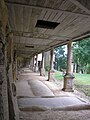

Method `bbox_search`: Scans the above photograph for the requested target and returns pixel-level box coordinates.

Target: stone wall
[0,1,18,119]
[0,26,9,120]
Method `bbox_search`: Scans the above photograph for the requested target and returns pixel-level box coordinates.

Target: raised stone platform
[17,96,90,111]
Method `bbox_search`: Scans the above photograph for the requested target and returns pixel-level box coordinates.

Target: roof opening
[35,20,59,29]
[25,46,34,48]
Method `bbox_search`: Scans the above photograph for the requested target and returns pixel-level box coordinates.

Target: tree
[73,38,90,73]
[54,46,67,71]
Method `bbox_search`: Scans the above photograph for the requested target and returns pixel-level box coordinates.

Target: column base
[47,69,55,81]
[34,66,38,72]
[62,88,74,92]
[62,73,74,92]
[40,68,45,76]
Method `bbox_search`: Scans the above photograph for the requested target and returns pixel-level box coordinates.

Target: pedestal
[47,70,55,81]
[34,66,38,72]
[40,68,45,76]
[62,74,74,92]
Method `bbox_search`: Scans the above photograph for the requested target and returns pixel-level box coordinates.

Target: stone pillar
[40,51,45,76]
[14,52,18,80]
[0,26,9,120]
[34,54,38,72]
[32,56,35,71]
[50,49,54,71]
[30,56,34,71]
[62,42,74,92]
[48,49,55,81]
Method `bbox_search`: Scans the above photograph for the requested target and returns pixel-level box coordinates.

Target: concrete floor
[16,67,90,112]
[16,67,90,120]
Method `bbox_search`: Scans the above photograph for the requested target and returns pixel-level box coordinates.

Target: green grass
[54,71,90,97]
[74,73,90,85]
[54,71,63,80]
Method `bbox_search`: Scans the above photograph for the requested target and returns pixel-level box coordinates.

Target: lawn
[54,71,90,97]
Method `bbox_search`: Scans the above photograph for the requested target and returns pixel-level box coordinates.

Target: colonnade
[29,42,74,92]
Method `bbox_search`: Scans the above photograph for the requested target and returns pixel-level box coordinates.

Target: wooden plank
[51,13,76,34]
[38,9,47,33]
[7,5,15,30]
[43,10,52,20]
[6,2,90,17]
[56,12,68,23]
[14,5,23,31]
[68,22,90,38]
[45,11,65,34]
[23,7,32,32]
[65,17,90,37]
[57,15,81,35]
[59,0,69,10]
[58,14,79,32]
[43,0,55,8]
[28,8,41,33]
[39,9,47,20]
[44,10,59,34]
[8,5,17,30]
[36,0,46,6]
[52,11,63,22]
[69,0,90,15]
[48,11,58,21]
[52,0,63,9]
[30,0,37,6]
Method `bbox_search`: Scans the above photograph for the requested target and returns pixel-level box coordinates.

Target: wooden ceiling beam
[72,31,90,41]
[69,0,90,15]
[5,1,90,17]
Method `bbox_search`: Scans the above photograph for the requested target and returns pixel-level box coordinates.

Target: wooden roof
[5,0,90,58]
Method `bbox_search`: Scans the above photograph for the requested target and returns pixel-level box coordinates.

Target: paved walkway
[16,67,90,112]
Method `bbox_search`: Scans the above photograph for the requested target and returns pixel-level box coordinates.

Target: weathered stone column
[34,54,38,72]
[50,49,54,71]
[40,51,45,76]
[62,42,74,92]
[48,49,55,81]
[32,56,35,71]
[30,56,34,71]
[14,51,18,80]
[0,26,9,120]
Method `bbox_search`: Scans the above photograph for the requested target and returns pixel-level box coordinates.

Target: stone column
[48,49,55,81]
[34,54,38,72]
[0,26,9,120]
[32,56,35,71]
[30,56,34,71]
[62,42,74,92]
[40,51,45,76]
[50,49,54,71]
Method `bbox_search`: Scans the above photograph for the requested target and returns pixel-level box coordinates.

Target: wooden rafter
[5,1,90,17]
[69,0,90,15]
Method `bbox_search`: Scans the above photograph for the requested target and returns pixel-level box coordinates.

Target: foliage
[73,38,90,73]
[54,71,63,80]
[54,46,67,70]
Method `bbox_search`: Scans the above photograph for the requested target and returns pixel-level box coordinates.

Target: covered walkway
[0,0,90,120]
[16,68,90,112]
[16,67,90,120]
